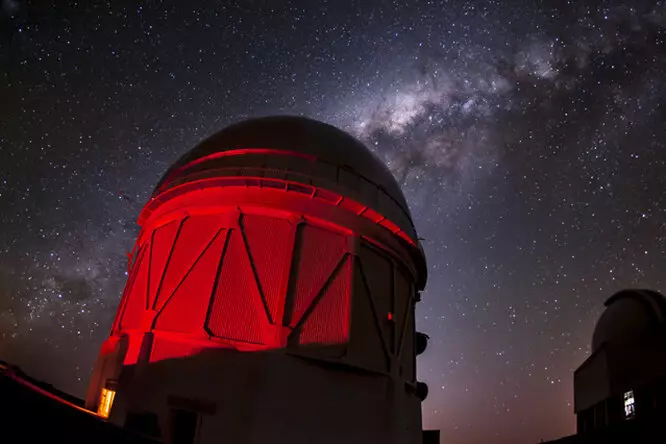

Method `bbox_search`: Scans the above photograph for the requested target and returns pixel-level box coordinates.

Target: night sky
[1,1,665,442]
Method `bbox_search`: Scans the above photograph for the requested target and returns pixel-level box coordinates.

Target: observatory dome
[157,116,405,205]
[591,289,666,352]
[88,116,430,444]
[154,116,416,238]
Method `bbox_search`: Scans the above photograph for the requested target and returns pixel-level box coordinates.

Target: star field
[1,1,666,443]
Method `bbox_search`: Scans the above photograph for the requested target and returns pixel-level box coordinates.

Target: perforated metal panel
[153,215,224,309]
[297,256,352,346]
[241,214,293,325]
[155,229,227,333]
[120,247,148,331]
[207,229,266,344]
[359,245,394,351]
[401,310,416,382]
[148,221,180,309]
[347,259,390,372]
[288,224,347,328]
[394,268,412,356]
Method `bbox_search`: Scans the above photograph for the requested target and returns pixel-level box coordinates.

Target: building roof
[147,116,426,284]
[591,289,666,352]
[155,115,410,215]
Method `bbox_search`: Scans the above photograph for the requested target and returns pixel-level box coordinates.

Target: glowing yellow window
[97,387,117,418]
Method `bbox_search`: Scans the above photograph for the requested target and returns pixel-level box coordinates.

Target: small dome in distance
[591,289,666,352]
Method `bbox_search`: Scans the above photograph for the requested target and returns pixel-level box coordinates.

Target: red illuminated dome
[86,116,429,444]
[157,116,412,221]
[149,116,425,275]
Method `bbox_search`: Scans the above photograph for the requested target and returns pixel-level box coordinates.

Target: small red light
[387,312,393,321]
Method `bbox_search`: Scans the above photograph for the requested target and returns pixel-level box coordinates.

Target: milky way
[1,1,666,443]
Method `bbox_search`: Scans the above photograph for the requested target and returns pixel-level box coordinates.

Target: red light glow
[105,173,420,369]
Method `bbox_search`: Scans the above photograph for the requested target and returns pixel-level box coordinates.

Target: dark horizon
[1,1,666,443]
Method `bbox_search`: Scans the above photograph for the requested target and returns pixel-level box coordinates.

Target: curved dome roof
[156,116,409,213]
[591,289,666,352]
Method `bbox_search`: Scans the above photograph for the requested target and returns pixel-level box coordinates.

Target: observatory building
[543,289,666,444]
[84,116,430,444]
[575,289,666,434]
